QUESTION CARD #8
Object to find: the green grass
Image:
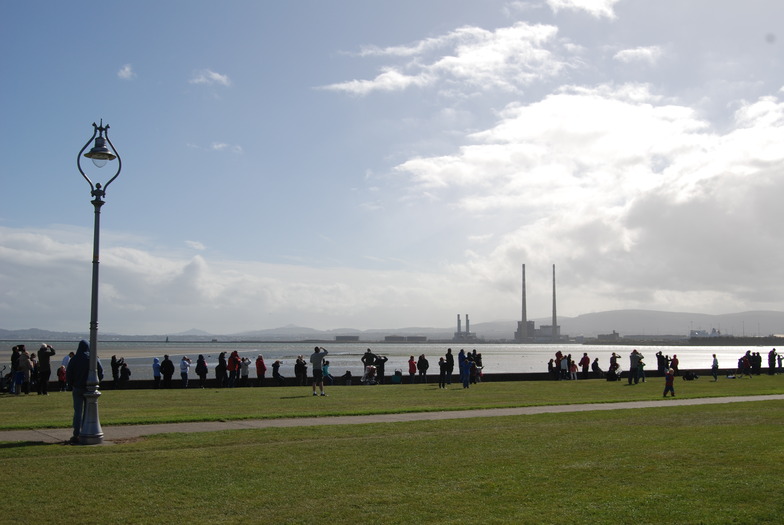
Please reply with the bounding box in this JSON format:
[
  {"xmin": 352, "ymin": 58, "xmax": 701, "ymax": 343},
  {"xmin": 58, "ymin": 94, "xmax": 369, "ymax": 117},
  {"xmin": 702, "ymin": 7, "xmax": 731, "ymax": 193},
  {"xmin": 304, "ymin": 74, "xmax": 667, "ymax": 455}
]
[
  {"xmin": 1, "ymin": 375, "xmax": 782, "ymax": 430},
  {"xmin": 0, "ymin": 400, "xmax": 782, "ymax": 524}
]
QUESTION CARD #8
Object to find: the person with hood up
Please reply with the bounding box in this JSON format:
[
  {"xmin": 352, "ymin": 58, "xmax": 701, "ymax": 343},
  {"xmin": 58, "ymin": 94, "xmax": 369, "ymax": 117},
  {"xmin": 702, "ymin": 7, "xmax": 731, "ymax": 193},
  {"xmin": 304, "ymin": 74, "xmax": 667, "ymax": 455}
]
[
  {"xmin": 65, "ymin": 340, "xmax": 90, "ymax": 444},
  {"xmin": 152, "ymin": 357, "xmax": 161, "ymax": 389}
]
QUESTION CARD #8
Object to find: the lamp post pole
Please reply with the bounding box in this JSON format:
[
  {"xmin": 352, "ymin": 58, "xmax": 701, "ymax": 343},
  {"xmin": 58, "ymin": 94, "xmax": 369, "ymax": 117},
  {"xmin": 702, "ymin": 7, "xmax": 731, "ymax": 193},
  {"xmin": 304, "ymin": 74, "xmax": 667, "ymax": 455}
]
[{"xmin": 76, "ymin": 121, "xmax": 122, "ymax": 445}]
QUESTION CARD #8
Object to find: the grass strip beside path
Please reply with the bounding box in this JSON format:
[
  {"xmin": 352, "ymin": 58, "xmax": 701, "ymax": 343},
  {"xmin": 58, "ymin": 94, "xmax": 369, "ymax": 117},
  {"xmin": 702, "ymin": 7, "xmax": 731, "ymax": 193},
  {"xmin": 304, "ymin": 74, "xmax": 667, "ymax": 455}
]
[{"xmin": 1, "ymin": 375, "xmax": 782, "ymax": 430}]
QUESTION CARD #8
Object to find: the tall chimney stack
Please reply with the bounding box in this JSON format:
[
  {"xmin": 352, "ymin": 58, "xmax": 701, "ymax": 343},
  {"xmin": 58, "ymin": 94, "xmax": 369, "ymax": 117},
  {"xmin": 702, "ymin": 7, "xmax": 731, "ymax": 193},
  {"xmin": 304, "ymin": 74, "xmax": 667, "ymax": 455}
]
[
  {"xmin": 521, "ymin": 264, "xmax": 527, "ymax": 338},
  {"xmin": 466, "ymin": 314, "xmax": 470, "ymax": 335},
  {"xmin": 457, "ymin": 314, "xmax": 462, "ymax": 335},
  {"xmin": 552, "ymin": 264, "xmax": 558, "ymax": 342}
]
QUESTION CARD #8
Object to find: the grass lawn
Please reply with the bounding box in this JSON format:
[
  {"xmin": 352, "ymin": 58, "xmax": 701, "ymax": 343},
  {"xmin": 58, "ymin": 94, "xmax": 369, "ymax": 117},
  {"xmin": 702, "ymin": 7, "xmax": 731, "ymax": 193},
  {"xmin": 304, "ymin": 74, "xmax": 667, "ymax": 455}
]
[
  {"xmin": 1, "ymin": 374, "xmax": 782, "ymax": 429},
  {"xmin": 0, "ymin": 400, "xmax": 782, "ymax": 524},
  {"xmin": 1, "ymin": 376, "xmax": 783, "ymax": 523}
]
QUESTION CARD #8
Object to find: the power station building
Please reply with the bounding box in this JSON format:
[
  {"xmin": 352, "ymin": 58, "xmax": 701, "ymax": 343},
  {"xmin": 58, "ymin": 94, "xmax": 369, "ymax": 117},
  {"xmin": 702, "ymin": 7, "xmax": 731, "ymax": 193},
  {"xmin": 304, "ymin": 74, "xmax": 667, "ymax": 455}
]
[
  {"xmin": 514, "ymin": 263, "xmax": 561, "ymax": 343},
  {"xmin": 453, "ymin": 314, "xmax": 477, "ymax": 341}
]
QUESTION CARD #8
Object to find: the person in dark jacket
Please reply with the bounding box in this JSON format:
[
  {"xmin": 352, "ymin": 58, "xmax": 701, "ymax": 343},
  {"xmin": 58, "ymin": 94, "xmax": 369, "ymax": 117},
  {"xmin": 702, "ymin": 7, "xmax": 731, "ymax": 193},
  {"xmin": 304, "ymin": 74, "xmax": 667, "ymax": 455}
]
[
  {"xmin": 195, "ymin": 355, "xmax": 208, "ymax": 388},
  {"xmin": 37, "ymin": 344, "xmax": 56, "ymax": 395},
  {"xmin": 215, "ymin": 352, "xmax": 228, "ymax": 387},
  {"xmin": 160, "ymin": 355, "xmax": 175, "ymax": 388},
  {"xmin": 65, "ymin": 340, "xmax": 90, "ymax": 444}
]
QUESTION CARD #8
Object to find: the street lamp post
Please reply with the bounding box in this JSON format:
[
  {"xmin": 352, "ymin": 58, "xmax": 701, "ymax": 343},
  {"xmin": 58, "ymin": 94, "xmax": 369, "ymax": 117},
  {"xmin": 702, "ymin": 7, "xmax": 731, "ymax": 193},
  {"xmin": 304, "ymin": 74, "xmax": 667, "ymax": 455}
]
[{"xmin": 76, "ymin": 120, "xmax": 122, "ymax": 445}]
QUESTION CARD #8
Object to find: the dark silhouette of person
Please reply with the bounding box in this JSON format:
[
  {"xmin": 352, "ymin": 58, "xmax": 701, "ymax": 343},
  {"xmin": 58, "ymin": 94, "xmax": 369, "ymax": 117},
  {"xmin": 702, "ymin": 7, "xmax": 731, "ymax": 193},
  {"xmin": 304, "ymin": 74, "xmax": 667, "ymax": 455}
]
[
  {"xmin": 160, "ymin": 355, "xmax": 175, "ymax": 388},
  {"xmin": 65, "ymin": 340, "xmax": 90, "ymax": 444}
]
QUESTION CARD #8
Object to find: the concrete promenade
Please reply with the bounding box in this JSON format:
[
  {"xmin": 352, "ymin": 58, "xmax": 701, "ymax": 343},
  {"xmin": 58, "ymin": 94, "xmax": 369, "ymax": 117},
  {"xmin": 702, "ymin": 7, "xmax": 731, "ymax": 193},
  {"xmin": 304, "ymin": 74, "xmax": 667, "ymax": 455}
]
[{"xmin": 2, "ymin": 394, "xmax": 782, "ymax": 445}]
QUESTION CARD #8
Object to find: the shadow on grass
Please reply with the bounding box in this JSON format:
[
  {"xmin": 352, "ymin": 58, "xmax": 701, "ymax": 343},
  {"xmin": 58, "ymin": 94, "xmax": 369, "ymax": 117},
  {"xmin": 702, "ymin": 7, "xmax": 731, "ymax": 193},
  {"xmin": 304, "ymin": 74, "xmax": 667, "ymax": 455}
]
[{"xmin": 0, "ymin": 440, "xmax": 58, "ymax": 449}]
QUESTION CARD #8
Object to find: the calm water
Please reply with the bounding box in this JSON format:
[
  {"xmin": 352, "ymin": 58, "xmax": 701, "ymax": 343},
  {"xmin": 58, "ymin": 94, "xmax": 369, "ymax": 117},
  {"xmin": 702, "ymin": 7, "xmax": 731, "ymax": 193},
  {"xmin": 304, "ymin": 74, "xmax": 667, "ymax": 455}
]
[{"xmin": 3, "ymin": 340, "xmax": 768, "ymax": 381}]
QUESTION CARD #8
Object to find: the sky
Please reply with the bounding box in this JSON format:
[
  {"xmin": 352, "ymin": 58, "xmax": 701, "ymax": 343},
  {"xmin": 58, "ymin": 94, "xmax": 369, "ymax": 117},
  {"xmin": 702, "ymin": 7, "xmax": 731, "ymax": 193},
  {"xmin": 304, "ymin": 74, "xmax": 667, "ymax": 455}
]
[{"xmin": 3, "ymin": 0, "xmax": 784, "ymax": 335}]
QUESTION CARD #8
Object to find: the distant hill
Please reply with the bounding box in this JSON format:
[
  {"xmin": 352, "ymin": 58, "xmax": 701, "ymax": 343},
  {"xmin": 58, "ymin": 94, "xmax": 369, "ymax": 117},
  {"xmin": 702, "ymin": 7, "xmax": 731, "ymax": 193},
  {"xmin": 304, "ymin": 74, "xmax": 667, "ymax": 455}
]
[{"xmin": 3, "ymin": 310, "xmax": 784, "ymax": 342}]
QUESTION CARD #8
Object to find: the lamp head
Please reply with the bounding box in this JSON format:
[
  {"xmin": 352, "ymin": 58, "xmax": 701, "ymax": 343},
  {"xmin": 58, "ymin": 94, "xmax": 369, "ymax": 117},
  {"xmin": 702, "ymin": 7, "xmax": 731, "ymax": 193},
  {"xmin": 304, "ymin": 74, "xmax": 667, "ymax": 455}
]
[{"xmin": 84, "ymin": 136, "xmax": 116, "ymax": 168}]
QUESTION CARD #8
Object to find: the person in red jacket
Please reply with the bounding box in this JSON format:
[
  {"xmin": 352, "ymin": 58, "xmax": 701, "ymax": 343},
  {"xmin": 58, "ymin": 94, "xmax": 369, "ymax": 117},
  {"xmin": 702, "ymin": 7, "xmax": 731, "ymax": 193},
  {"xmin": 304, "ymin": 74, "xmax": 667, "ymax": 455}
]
[
  {"xmin": 408, "ymin": 356, "xmax": 416, "ymax": 384},
  {"xmin": 255, "ymin": 355, "xmax": 267, "ymax": 386},
  {"xmin": 578, "ymin": 353, "xmax": 590, "ymax": 377},
  {"xmin": 227, "ymin": 351, "xmax": 240, "ymax": 388}
]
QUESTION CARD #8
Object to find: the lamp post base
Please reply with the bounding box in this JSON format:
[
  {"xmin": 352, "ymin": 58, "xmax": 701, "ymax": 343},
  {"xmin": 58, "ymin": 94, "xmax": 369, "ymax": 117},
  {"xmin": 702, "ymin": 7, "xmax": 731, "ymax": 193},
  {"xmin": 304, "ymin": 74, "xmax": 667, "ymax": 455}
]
[{"xmin": 79, "ymin": 390, "xmax": 104, "ymax": 445}]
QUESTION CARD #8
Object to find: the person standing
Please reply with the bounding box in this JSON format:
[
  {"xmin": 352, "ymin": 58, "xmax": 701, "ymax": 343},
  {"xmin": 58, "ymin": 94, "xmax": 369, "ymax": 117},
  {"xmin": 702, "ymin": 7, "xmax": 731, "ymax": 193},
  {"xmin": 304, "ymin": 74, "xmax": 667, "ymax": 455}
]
[
  {"xmin": 240, "ymin": 357, "xmax": 250, "ymax": 387},
  {"xmin": 711, "ymin": 354, "xmax": 719, "ymax": 381},
  {"xmin": 255, "ymin": 355, "xmax": 267, "ymax": 386},
  {"xmin": 628, "ymin": 349, "xmax": 640, "ymax": 385},
  {"xmin": 578, "ymin": 353, "xmax": 590, "ymax": 377},
  {"xmin": 152, "ymin": 357, "xmax": 161, "ymax": 389},
  {"xmin": 195, "ymin": 355, "xmax": 208, "ymax": 388},
  {"xmin": 663, "ymin": 368, "xmax": 675, "ymax": 397},
  {"xmin": 438, "ymin": 357, "xmax": 448, "ymax": 389},
  {"xmin": 670, "ymin": 354, "xmax": 680, "ymax": 375},
  {"xmin": 110, "ymin": 355, "xmax": 124, "ymax": 389},
  {"xmin": 408, "ymin": 356, "xmax": 417, "ymax": 384},
  {"xmin": 445, "ymin": 348, "xmax": 455, "ymax": 385},
  {"xmin": 16, "ymin": 348, "xmax": 33, "ymax": 395},
  {"xmin": 65, "ymin": 340, "xmax": 90, "ymax": 444},
  {"xmin": 310, "ymin": 346, "xmax": 328, "ymax": 396},
  {"xmin": 460, "ymin": 356, "xmax": 471, "ymax": 389},
  {"xmin": 768, "ymin": 349, "xmax": 778, "ymax": 375},
  {"xmin": 361, "ymin": 349, "xmax": 376, "ymax": 371},
  {"xmin": 227, "ymin": 351, "xmax": 241, "ymax": 387},
  {"xmin": 37, "ymin": 344, "xmax": 56, "ymax": 395},
  {"xmin": 180, "ymin": 356, "xmax": 191, "ymax": 388},
  {"xmin": 216, "ymin": 352, "xmax": 228, "ymax": 387},
  {"xmin": 374, "ymin": 354, "xmax": 388, "ymax": 384},
  {"xmin": 160, "ymin": 355, "xmax": 175, "ymax": 389},
  {"xmin": 417, "ymin": 354, "xmax": 429, "ymax": 383},
  {"xmin": 294, "ymin": 355, "xmax": 308, "ymax": 386}
]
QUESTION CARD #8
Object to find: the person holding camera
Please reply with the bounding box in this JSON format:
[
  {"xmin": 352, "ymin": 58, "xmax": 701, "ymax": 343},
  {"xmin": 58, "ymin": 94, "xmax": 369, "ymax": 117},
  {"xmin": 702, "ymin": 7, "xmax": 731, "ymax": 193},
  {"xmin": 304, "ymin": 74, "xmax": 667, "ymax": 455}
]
[
  {"xmin": 37, "ymin": 344, "xmax": 56, "ymax": 395},
  {"xmin": 180, "ymin": 356, "xmax": 192, "ymax": 388},
  {"xmin": 310, "ymin": 346, "xmax": 329, "ymax": 396}
]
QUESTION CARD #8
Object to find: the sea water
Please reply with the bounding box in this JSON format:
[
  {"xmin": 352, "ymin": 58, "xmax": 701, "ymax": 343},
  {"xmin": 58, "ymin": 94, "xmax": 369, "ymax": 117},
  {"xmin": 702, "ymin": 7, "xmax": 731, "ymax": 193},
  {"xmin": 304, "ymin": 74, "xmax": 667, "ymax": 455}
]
[{"xmin": 3, "ymin": 340, "xmax": 765, "ymax": 381}]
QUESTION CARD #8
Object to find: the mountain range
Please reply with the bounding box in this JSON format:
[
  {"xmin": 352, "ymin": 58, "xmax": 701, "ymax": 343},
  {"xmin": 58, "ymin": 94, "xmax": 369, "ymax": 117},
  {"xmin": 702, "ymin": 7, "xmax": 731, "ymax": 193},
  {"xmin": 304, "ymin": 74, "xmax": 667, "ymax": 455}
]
[{"xmin": 3, "ymin": 309, "xmax": 784, "ymax": 342}]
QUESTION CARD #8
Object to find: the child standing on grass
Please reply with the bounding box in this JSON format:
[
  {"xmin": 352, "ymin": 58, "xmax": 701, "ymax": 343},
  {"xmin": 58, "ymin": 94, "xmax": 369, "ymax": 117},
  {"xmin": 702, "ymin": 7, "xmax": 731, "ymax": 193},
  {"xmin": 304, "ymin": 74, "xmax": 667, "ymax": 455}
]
[{"xmin": 663, "ymin": 368, "xmax": 675, "ymax": 397}]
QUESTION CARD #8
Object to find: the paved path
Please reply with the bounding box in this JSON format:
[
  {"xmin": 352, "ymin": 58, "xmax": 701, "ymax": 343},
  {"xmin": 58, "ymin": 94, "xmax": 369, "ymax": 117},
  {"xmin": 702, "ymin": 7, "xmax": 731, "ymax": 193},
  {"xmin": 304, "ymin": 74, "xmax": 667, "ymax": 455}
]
[{"xmin": 2, "ymin": 394, "xmax": 782, "ymax": 445}]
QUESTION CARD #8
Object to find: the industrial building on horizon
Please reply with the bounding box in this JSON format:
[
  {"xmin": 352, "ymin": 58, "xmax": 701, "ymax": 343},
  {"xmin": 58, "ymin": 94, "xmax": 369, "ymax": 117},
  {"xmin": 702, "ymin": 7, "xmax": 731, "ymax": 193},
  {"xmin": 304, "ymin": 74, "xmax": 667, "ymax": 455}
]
[
  {"xmin": 514, "ymin": 263, "xmax": 563, "ymax": 343},
  {"xmin": 453, "ymin": 314, "xmax": 477, "ymax": 341}
]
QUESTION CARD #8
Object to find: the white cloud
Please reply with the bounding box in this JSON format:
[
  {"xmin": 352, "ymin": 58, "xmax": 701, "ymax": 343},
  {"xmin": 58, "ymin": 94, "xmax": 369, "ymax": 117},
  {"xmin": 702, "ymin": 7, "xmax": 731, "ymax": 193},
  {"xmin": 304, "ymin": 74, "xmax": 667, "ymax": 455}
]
[
  {"xmin": 210, "ymin": 142, "xmax": 243, "ymax": 153},
  {"xmin": 189, "ymin": 69, "xmax": 232, "ymax": 86},
  {"xmin": 0, "ymin": 226, "xmax": 479, "ymax": 333},
  {"xmin": 391, "ymin": 85, "xmax": 784, "ymax": 315},
  {"xmin": 185, "ymin": 240, "xmax": 206, "ymax": 250},
  {"xmin": 321, "ymin": 22, "xmax": 563, "ymax": 96},
  {"xmin": 547, "ymin": 0, "xmax": 621, "ymax": 19},
  {"xmin": 117, "ymin": 64, "xmax": 135, "ymax": 80},
  {"xmin": 614, "ymin": 46, "xmax": 663, "ymax": 65}
]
